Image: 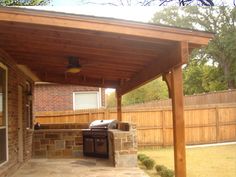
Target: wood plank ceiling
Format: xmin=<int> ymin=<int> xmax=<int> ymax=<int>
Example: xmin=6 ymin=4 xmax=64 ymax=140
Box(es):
xmin=0 ymin=7 xmax=213 ymax=94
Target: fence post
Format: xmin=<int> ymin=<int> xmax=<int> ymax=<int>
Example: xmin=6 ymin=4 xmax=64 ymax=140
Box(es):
xmin=103 ymin=110 xmax=106 ymax=120
xmin=88 ymin=112 xmax=92 ymax=123
xmin=104 ymin=109 xmax=110 ymax=120
xmin=215 ymin=106 xmax=220 ymax=143
xmin=162 ymin=110 xmax=166 ymax=147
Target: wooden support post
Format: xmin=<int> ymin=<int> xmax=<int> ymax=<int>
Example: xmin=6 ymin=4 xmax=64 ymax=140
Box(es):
xmin=162 ymin=41 xmax=188 ymax=177
xmin=116 ymin=90 xmax=122 ymax=122
xmin=171 ymin=66 xmax=186 ymax=177
xmin=162 ymin=72 xmax=172 ymax=98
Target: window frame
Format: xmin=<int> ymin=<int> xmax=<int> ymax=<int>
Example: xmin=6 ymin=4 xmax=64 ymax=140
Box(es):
xmin=0 ymin=62 xmax=8 ymax=166
xmin=73 ymin=91 xmax=101 ymax=110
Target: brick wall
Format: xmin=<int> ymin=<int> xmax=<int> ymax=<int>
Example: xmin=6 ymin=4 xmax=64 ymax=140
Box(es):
xmin=0 ymin=49 xmax=34 ymax=177
xmin=34 ymin=84 xmax=106 ymax=112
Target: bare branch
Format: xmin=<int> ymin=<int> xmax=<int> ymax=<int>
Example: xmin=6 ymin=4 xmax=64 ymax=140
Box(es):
xmin=199 ymin=0 xmax=214 ymax=6
xmin=159 ymin=0 xmax=173 ymax=6
xmin=85 ymin=1 xmax=119 ymax=6
xmin=143 ymin=0 xmax=157 ymax=6
xmin=119 ymin=0 xmax=124 ymax=6
xmin=179 ymin=0 xmax=185 ymax=6
xmin=78 ymin=0 xmax=219 ymax=6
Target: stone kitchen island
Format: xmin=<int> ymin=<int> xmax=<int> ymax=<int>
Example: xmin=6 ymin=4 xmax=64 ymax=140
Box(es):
xmin=32 ymin=122 xmax=137 ymax=167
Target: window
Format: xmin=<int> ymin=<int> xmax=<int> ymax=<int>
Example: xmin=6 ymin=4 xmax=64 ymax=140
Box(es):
xmin=73 ymin=92 xmax=100 ymax=110
xmin=0 ymin=63 xmax=7 ymax=165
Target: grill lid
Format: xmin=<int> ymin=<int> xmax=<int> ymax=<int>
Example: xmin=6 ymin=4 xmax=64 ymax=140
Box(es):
xmin=89 ymin=120 xmax=118 ymax=129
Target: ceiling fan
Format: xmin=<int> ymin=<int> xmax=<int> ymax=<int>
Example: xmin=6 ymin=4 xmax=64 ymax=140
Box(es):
xmin=66 ymin=56 xmax=98 ymax=74
xmin=66 ymin=56 xmax=82 ymax=74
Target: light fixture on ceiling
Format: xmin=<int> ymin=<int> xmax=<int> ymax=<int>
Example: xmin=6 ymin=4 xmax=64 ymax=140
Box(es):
xmin=66 ymin=56 xmax=81 ymax=74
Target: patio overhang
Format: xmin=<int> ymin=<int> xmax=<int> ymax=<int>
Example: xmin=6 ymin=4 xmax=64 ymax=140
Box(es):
xmin=0 ymin=7 xmax=213 ymax=94
xmin=0 ymin=7 xmax=214 ymax=177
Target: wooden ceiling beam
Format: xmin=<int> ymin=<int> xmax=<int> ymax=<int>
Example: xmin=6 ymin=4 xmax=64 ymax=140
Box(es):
xmin=30 ymin=66 xmax=133 ymax=79
xmin=28 ymin=62 xmax=134 ymax=78
xmin=0 ymin=7 xmax=213 ymax=45
xmin=118 ymin=41 xmax=189 ymax=95
xmin=36 ymin=72 xmax=119 ymax=88
xmin=17 ymin=64 xmax=40 ymax=82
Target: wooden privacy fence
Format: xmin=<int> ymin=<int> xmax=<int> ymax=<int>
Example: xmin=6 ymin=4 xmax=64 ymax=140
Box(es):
xmin=35 ymin=104 xmax=236 ymax=147
xmin=125 ymin=89 xmax=236 ymax=108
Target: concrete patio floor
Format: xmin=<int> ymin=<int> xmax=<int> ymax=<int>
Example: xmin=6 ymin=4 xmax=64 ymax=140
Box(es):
xmin=11 ymin=159 xmax=148 ymax=177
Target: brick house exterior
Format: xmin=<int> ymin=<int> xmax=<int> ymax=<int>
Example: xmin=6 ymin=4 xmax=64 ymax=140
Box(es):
xmin=34 ymin=84 xmax=106 ymax=112
xmin=0 ymin=50 xmax=34 ymax=177
xmin=0 ymin=51 xmax=106 ymax=177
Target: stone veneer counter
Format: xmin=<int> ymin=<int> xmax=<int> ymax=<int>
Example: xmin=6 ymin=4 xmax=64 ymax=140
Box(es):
xmin=108 ymin=126 xmax=137 ymax=167
xmin=33 ymin=129 xmax=83 ymax=158
xmin=32 ymin=123 xmax=138 ymax=168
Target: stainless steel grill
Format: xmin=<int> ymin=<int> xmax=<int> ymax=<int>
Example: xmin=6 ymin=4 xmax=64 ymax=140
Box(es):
xmin=89 ymin=120 xmax=118 ymax=130
xmin=82 ymin=120 xmax=118 ymax=158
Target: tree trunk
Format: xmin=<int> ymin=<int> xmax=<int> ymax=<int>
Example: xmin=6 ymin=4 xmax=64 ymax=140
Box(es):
xmin=228 ymin=79 xmax=236 ymax=89
xmin=223 ymin=62 xmax=236 ymax=89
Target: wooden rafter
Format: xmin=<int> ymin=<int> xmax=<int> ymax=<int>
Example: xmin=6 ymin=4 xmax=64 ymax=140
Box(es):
xmin=119 ymin=41 xmax=188 ymax=95
xmin=37 ymin=72 xmax=119 ymax=88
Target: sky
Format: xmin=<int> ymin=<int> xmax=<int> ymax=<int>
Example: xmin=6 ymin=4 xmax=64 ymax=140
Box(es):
xmin=31 ymin=5 xmax=159 ymax=22
xmin=30 ymin=3 xmax=160 ymax=23
xmin=50 ymin=0 xmax=161 ymax=6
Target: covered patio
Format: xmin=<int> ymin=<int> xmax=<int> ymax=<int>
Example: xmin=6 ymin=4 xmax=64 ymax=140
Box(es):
xmin=11 ymin=159 xmax=148 ymax=177
xmin=0 ymin=7 xmax=213 ymax=177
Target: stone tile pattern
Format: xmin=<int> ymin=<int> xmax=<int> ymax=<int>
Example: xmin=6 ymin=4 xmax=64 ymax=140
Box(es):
xmin=33 ymin=130 xmax=83 ymax=158
xmin=0 ymin=50 xmax=34 ymax=177
xmin=11 ymin=159 xmax=149 ymax=177
xmin=109 ymin=123 xmax=137 ymax=167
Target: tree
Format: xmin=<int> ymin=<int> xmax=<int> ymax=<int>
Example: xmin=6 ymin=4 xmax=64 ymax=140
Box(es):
xmin=122 ymin=78 xmax=168 ymax=105
xmin=152 ymin=6 xmax=236 ymax=91
xmin=78 ymin=0 xmax=235 ymax=6
xmin=0 ymin=0 xmax=50 ymax=6
xmin=183 ymin=59 xmax=227 ymax=95
xmin=106 ymin=92 xmax=116 ymax=108
xmin=160 ymin=0 xmax=214 ymax=6
xmin=106 ymin=78 xmax=168 ymax=107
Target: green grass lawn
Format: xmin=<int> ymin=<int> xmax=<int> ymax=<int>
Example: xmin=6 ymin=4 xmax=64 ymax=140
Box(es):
xmin=138 ymin=144 xmax=236 ymax=177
